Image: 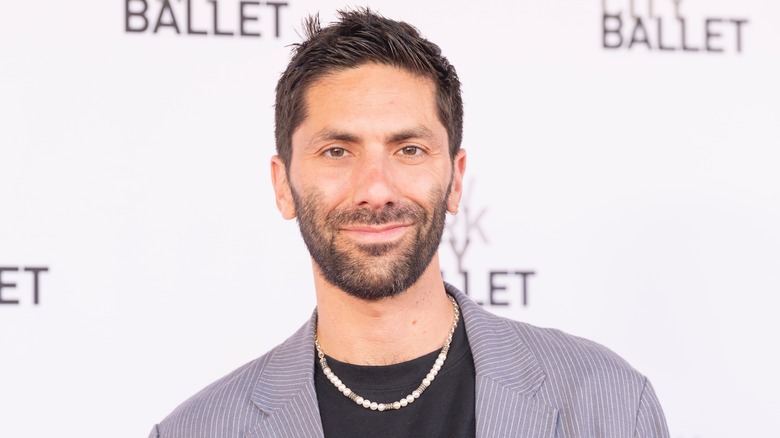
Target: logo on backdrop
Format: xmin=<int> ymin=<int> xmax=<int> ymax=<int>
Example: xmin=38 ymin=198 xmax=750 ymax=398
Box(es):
xmin=125 ymin=0 xmax=289 ymax=38
xmin=602 ymin=0 xmax=748 ymax=53
xmin=0 ymin=266 xmax=48 ymax=306
xmin=441 ymin=182 xmax=535 ymax=309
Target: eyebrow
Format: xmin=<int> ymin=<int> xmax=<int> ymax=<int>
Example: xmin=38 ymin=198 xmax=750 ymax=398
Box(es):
xmin=313 ymin=129 xmax=361 ymax=144
xmin=386 ymin=126 xmax=436 ymax=144
xmin=312 ymin=126 xmax=437 ymax=145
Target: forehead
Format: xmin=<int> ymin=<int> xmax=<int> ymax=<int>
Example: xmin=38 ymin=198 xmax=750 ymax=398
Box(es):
xmin=296 ymin=63 xmax=442 ymax=141
xmin=309 ymin=62 xmax=434 ymax=95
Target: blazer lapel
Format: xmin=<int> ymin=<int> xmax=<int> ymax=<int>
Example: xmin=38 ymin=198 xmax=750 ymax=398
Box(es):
xmin=244 ymin=285 xmax=558 ymax=438
xmin=245 ymin=314 xmax=325 ymax=438
xmin=448 ymin=284 xmax=559 ymax=438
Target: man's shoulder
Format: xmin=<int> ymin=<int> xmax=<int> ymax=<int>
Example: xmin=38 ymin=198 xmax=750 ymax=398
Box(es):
xmin=451 ymin=281 xmax=667 ymax=433
xmin=452 ymin=283 xmax=648 ymax=394
xmin=498 ymin=315 xmax=654 ymax=413
xmin=151 ymin=319 xmax=315 ymax=438
xmin=505 ymin=318 xmax=668 ymax=434
xmin=450 ymin=284 xmax=644 ymax=386
xmin=151 ymin=347 xmax=276 ymax=438
xmin=506 ymin=318 xmax=643 ymax=380
xmin=178 ymin=348 xmax=275 ymax=411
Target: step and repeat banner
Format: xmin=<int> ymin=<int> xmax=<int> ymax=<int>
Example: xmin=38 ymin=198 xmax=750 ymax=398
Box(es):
xmin=2 ymin=1 xmax=778 ymax=437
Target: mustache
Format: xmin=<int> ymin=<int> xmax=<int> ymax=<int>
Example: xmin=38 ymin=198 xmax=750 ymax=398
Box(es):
xmin=327 ymin=204 xmax=426 ymax=226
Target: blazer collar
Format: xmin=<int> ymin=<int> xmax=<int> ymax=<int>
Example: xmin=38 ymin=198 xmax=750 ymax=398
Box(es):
xmin=247 ymin=312 xmax=324 ymax=438
xmin=446 ymin=283 xmax=559 ymax=437
xmin=246 ymin=284 xmax=558 ymax=437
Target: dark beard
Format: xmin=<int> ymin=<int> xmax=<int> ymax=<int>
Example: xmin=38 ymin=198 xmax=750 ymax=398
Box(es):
xmin=291 ymin=185 xmax=450 ymax=301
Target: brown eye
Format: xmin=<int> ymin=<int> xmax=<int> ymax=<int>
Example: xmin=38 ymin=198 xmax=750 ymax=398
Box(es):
xmin=326 ymin=147 xmax=346 ymax=158
xmin=400 ymin=146 xmax=420 ymax=156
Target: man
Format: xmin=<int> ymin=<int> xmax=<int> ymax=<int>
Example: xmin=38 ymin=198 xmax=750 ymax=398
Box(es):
xmin=150 ymin=8 xmax=669 ymax=438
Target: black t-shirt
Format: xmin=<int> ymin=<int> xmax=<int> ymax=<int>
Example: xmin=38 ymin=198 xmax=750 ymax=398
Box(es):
xmin=315 ymin=313 xmax=476 ymax=438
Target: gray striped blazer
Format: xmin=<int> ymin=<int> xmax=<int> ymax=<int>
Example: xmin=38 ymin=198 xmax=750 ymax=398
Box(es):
xmin=150 ymin=283 xmax=669 ymax=437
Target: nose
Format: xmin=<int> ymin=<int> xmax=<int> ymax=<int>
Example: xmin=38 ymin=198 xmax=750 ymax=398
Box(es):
xmin=350 ymin=150 xmax=399 ymax=210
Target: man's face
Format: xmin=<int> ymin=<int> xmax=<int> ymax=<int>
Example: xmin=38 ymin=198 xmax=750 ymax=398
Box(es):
xmin=272 ymin=63 xmax=465 ymax=300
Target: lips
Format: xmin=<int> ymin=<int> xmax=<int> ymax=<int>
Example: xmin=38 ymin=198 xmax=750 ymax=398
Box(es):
xmin=339 ymin=223 xmax=411 ymax=244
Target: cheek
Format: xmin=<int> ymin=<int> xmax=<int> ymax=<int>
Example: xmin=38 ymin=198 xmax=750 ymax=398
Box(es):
xmin=401 ymin=168 xmax=451 ymax=201
xmin=309 ymin=187 xmax=346 ymax=219
xmin=294 ymin=166 xmax=349 ymax=199
xmin=294 ymin=184 xmax=340 ymax=225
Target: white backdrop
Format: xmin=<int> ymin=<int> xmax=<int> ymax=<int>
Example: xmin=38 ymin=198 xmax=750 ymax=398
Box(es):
xmin=1 ymin=1 xmax=779 ymax=437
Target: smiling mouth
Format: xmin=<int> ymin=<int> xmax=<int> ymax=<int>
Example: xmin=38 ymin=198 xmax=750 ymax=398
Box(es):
xmin=339 ymin=223 xmax=412 ymax=244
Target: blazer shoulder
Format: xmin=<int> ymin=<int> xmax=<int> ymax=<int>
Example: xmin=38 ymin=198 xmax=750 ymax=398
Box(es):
xmin=504 ymin=319 xmax=668 ymax=435
xmin=153 ymin=317 xmax=315 ymax=438
xmin=153 ymin=349 xmax=275 ymax=437
xmin=506 ymin=318 xmax=647 ymax=390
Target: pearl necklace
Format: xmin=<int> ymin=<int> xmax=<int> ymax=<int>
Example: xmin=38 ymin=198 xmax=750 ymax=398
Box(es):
xmin=314 ymin=294 xmax=460 ymax=411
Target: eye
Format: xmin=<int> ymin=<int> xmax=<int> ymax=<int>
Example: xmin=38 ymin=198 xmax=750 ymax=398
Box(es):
xmin=398 ymin=146 xmax=423 ymax=156
xmin=324 ymin=147 xmax=348 ymax=158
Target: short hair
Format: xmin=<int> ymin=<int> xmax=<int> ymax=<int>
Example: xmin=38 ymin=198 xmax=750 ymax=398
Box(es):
xmin=274 ymin=8 xmax=463 ymax=168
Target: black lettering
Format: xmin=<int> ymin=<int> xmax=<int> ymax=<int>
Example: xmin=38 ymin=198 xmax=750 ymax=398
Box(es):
xmin=705 ymin=18 xmax=723 ymax=52
xmin=603 ymin=13 xmax=624 ymax=49
xmin=240 ymin=1 xmax=261 ymax=37
xmin=447 ymin=230 xmax=469 ymax=276
xmin=671 ymin=0 xmax=682 ymax=20
xmin=488 ymin=271 xmax=510 ymax=306
xmin=266 ymin=2 xmax=288 ymax=38
xmin=464 ymin=207 xmax=488 ymax=245
xmin=212 ymin=0 xmax=234 ymax=36
xmin=628 ymin=17 xmax=651 ymax=49
xmin=187 ymin=0 xmax=207 ymax=35
xmin=154 ymin=0 xmax=180 ymax=34
xmin=513 ymin=271 xmax=535 ymax=307
xmin=125 ymin=0 xmax=149 ymax=33
xmin=24 ymin=267 xmax=48 ymax=305
xmin=679 ymin=18 xmax=699 ymax=52
xmin=0 ymin=267 xmax=20 ymax=305
xmin=630 ymin=0 xmax=657 ymax=18
xmin=656 ymin=18 xmax=674 ymax=51
xmin=731 ymin=19 xmax=748 ymax=53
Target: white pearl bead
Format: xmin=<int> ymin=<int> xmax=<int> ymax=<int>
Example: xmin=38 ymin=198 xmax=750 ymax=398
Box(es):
xmin=343 ymin=388 xmax=351 ymax=396
xmin=433 ymin=364 xmax=441 ymax=372
xmin=400 ymin=399 xmax=408 ymax=407
xmin=405 ymin=395 xmax=414 ymax=403
xmin=426 ymin=373 xmax=435 ymax=381
xmin=435 ymin=358 xmax=444 ymax=366
xmin=355 ymin=396 xmax=364 ymax=405
xmin=393 ymin=401 xmax=401 ymax=409
xmin=431 ymin=369 xmax=438 ymax=377
xmin=438 ymin=353 xmax=446 ymax=360
xmin=324 ymin=367 xmax=332 ymax=375
xmin=378 ymin=404 xmax=386 ymax=411
xmin=422 ymin=378 xmax=431 ymax=386
xmin=370 ymin=402 xmax=378 ymax=410
xmin=362 ymin=400 xmax=371 ymax=408
xmin=338 ymin=384 xmax=346 ymax=391
xmin=412 ymin=391 xmax=421 ymax=398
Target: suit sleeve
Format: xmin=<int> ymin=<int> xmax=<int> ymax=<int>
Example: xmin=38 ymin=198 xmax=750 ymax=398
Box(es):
xmin=633 ymin=378 xmax=670 ymax=438
xmin=148 ymin=424 xmax=160 ymax=438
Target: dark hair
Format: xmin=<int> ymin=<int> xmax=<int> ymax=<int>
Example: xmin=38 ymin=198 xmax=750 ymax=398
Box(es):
xmin=274 ymin=8 xmax=463 ymax=167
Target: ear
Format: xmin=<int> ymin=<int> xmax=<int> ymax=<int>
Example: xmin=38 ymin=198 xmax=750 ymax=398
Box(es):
xmin=270 ymin=155 xmax=297 ymax=220
xmin=447 ymin=149 xmax=467 ymax=214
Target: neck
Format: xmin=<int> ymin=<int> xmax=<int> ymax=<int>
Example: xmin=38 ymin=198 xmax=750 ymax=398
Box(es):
xmin=313 ymin=254 xmax=454 ymax=366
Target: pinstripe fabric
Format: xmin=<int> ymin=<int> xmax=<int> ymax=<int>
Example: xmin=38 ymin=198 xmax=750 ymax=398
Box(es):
xmin=150 ymin=283 xmax=668 ymax=437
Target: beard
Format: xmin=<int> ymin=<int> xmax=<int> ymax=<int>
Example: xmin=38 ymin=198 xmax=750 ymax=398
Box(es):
xmin=291 ymin=183 xmax=450 ymax=301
